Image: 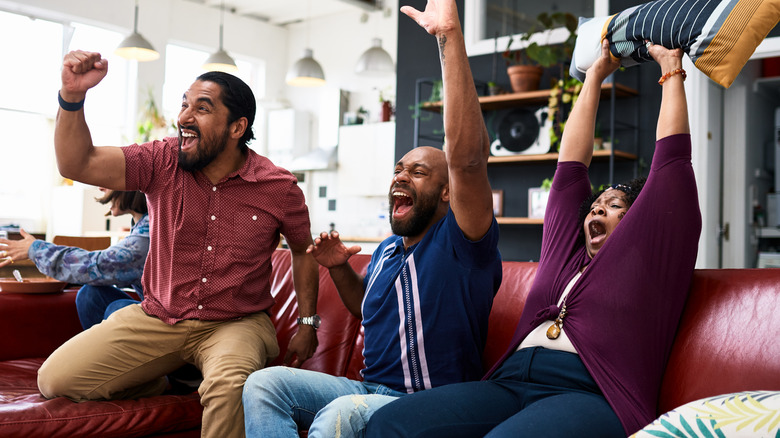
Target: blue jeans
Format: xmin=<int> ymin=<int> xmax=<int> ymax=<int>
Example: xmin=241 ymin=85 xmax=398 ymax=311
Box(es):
xmin=365 ymin=347 xmax=625 ymax=438
xmin=75 ymin=285 xmax=141 ymax=329
xmin=243 ymin=366 xmax=407 ymax=438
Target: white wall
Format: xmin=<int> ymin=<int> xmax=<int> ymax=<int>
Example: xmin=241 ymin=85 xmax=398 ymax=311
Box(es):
xmin=0 ymin=0 xmax=398 ymax=146
xmin=0 ymin=0 xmax=399 ymax=238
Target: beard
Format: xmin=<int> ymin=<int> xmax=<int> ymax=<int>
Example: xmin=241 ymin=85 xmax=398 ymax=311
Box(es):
xmin=388 ymin=186 xmax=441 ymax=237
xmin=178 ymin=125 xmax=230 ymax=172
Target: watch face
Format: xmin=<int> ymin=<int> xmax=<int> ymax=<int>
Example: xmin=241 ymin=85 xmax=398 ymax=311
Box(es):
xmin=311 ymin=314 xmax=321 ymax=329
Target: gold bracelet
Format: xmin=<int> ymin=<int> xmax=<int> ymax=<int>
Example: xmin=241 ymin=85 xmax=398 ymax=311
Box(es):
xmin=658 ymin=68 xmax=686 ymax=85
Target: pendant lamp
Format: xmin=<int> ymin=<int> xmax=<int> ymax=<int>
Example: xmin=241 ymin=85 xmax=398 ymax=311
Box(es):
xmin=115 ymin=0 xmax=159 ymax=62
xmin=203 ymin=1 xmax=238 ymax=73
xmin=355 ymin=38 xmax=394 ymax=76
xmin=286 ymin=48 xmax=326 ymax=87
xmin=286 ymin=0 xmax=325 ymax=87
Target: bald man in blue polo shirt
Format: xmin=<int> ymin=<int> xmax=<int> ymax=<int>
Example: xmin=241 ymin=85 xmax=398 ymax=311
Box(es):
xmin=242 ymin=1 xmax=502 ymax=436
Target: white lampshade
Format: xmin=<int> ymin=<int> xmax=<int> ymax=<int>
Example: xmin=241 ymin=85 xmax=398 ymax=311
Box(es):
xmin=355 ymin=38 xmax=394 ymax=76
xmin=203 ymin=49 xmax=238 ymax=73
xmin=203 ymin=2 xmax=237 ymax=73
xmin=286 ymin=48 xmax=326 ymax=87
xmin=115 ymin=2 xmax=159 ymax=62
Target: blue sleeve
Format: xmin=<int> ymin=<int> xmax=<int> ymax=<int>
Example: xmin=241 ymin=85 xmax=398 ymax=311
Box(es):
xmin=29 ymin=229 xmax=149 ymax=286
xmin=442 ymin=209 xmax=501 ymax=269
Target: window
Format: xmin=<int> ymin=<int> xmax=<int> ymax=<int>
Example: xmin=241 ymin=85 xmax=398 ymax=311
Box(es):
xmin=464 ymin=0 xmax=607 ymax=56
xmin=0 ymin=10 xmax=134 ymax=232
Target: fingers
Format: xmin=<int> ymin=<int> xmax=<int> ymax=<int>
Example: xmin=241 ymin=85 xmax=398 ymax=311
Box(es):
xmin=400 ymin=6 xmax=421 ymax=21
xmin=64 ymin=50 xmax=104 ymax=73
xmin=282 ymin=350 xmax=294 ymax=366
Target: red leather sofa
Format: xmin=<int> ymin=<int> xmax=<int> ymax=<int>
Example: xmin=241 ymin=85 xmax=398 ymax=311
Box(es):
xmin=1 ymin=249 xmax=778 ymax=437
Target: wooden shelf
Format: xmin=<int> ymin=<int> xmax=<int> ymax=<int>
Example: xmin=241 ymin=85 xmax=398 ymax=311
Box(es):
xmin=488 ymin=149 xmax=636 ymax=164
xmin=496 ymin=217 xmax=544 ymax=225
xmin=421 ymin=83 xmax=638 ymax=112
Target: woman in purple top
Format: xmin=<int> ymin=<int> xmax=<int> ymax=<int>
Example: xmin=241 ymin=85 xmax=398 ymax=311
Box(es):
xmin=366 ymin=35 xmax=701 ymax=438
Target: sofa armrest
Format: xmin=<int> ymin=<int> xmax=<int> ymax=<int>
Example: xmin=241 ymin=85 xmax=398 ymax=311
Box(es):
xmin=0 ymin=290 xmax=83 ymax=361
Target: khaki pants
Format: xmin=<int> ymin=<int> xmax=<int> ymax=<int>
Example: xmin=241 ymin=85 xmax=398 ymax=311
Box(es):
xmin=38 ymin=303 xmax=279 ymax=438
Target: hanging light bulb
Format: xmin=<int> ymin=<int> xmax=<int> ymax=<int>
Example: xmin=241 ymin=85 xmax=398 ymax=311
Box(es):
xmin=203 ymin=1 xmax=238 ymax=73
xmin=355 ymin=38 xmax=394 ymax=76
xmin=286 ymin=0 xmax=325 ymax=87
xmin=115 ymin=0 xmax=159 ymax=62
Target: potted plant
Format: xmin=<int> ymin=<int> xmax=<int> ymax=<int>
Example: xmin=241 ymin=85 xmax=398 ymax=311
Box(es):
xmin=547 ymin=75 xmax=582 ymax=151
xmin=503 ymin=12 xmax=578 ymax=93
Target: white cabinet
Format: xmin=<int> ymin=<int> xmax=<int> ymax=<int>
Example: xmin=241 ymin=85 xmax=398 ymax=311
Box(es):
xmin=337 ymin=122 xmax=395 ymax=197
xmin=266 ymin=108 xmax=311 ymax=168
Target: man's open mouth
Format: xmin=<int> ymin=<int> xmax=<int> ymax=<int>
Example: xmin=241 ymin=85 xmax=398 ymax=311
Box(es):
xmin=179 ymin=127 xmax=199 ymax=150
xmin=392 ymin=191 xmax=414 ymax=219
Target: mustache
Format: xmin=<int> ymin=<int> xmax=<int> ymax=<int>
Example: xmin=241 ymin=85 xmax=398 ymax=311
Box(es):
xmin=391 ymin=183 xmax=413 ymax=194
xmin=179 ymin=125 xmax=200 ymax=136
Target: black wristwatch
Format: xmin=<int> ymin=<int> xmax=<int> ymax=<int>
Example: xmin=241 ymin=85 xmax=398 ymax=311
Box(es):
xmin=297 ymin=314 xmax=321 ymax=330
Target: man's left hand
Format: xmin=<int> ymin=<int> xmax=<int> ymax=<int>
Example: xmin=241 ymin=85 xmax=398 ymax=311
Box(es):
xmin=283 ymin=325 xmax=318 ymax=368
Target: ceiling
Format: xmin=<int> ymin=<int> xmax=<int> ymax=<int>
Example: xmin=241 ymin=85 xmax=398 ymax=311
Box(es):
xmin=184 ymin=0 xmax=382 ymax=26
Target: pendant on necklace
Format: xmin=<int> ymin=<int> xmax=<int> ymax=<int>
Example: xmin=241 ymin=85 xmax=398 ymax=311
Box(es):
xmin=546 ymin=321 xmax=561 ymax=339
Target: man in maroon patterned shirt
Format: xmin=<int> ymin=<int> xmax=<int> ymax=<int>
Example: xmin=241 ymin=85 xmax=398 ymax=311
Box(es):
xmin=38 ymin=51 xmax=320 ymax=438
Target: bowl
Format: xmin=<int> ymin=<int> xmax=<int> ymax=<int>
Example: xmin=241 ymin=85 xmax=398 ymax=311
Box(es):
xmin=0 ymin=277 xmax=68 ymax=294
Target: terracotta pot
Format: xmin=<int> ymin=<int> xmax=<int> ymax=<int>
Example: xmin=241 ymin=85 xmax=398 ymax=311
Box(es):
xmin=507 ymin=65 xmax=543 ymax=93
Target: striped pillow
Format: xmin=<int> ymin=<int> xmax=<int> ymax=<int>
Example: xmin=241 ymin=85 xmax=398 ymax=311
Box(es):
xmin=570 ymin=0 xmax=780 ymax=88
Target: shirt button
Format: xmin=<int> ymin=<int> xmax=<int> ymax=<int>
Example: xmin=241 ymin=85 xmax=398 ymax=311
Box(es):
xmin=211 ymin=215 xmax=216 ymax=220
xmin=252 ymin=215 xmax=257 ymax=220
xmin=212 ymin=186 xmax=217 ymax=191
xmin=202 ymin=278 xmax=207 ymax=283
xmin=198 ymin=305 xmax=203 ymax=310
xmin=207 ymin=246 xmax=213 ymax=251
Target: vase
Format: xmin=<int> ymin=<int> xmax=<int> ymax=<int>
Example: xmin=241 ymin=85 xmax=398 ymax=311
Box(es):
xmin=507 ymin=65 xmax=543 ymax=93
xmin=380 ymin=100 xmax=393 ymax=122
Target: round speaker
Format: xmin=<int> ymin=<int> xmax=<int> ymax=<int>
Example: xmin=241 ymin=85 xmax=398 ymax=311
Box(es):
xmin=497 ymin=108 xmax=541 ymax=152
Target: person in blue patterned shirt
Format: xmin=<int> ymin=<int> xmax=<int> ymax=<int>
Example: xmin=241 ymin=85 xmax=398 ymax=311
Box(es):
xmin=0 ymin=189 xmax=149 ymax=329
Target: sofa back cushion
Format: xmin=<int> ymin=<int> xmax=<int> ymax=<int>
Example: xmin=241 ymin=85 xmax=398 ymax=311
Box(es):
xmin=268 ymin=249 xmax=370 ymax=376
xmin=482 ymin=261 xmax=538 ymax=372
xmin=0 ymin=290 xmax=83 ymax=361
xmin=659 ymin=269 xmax=780 ymax=413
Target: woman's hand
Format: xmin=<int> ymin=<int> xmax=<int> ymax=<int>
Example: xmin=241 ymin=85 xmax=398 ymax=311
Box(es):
xmin=586 ymin=39 xmax=621 ymax=83
xmin=0 ymin=229 xmax=36 ymax=267
xmin=647 ymin=41 xmax=684 ymax=74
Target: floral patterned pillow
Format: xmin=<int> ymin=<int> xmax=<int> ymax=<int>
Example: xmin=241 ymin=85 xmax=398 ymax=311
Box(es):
xmin=631 ymin=391 xmax=780 ymax=438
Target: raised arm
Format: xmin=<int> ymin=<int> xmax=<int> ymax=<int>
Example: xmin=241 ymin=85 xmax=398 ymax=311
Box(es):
xmin=307 ymin=231 xmax=365 ymax=318
xmin=402 ymin=0 xmax=493 ymax=241
xmin=558 ymin=39 xmax=620 ymax=165
xmin=56 ymin=50 xmax=126 ymax=190
xmin=647 ymin=43 xmax=689 ymax=139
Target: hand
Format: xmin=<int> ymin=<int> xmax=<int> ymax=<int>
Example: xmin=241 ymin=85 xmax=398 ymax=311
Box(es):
xmin=587 ymin=39 xmax=621 ymax=83
xmin=0 ymin=229 xmax=35 ymax=268
xmin=306 ymin=231 xmax=361 ymax=269
xmin=61 ymin=50 xmax=108 ymax=101
xmin=646 ymin=41 xmax=684 ymax=74
xmin=283 ymin=325 xmax=318 ymax=368
xmin=400 ymin=0 xmax=459 ymax=36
